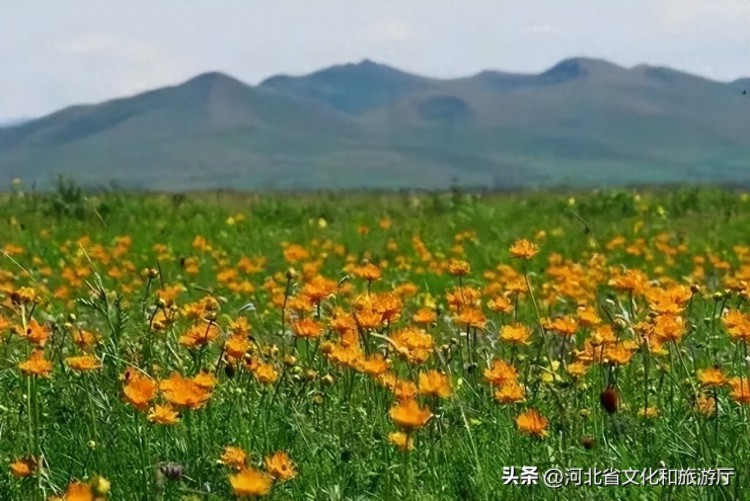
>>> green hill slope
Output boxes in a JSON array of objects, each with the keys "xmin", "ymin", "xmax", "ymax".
[{"xmin": 1, "ymin": 58, "xmax": 748, "ymax": 191}]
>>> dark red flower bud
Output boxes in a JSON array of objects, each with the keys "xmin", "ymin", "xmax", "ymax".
[{"xmin": 600, "ymin": 386, "xmax": 619, "ymax": 414}]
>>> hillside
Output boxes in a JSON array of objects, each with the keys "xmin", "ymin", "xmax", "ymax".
[{"xmin": 1, "ymin": 58, "xmax": 748, "ymax": 191}]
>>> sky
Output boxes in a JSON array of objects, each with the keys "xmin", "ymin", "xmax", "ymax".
[{"xmin": 1, "ymin": 0, "xmax": 749, "ymax": 121}]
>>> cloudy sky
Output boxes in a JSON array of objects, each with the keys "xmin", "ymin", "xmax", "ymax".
[{"xmin": 1, "ymin": 0, "xmax": 748, "ymax": 121}]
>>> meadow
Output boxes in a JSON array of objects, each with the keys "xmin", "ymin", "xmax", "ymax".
[{"xmin": 1, "ymin": 184, "xmax": 749, "ymax": 500}]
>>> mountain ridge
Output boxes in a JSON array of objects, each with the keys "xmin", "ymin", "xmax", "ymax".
[{"xmin": 1, "ymin": 57, "xmax": 748, "ymax": 191}]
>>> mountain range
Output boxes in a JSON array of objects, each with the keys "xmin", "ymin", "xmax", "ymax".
[{"xmin": 1, "ymin": 57, "xmax": 748, "ymax": 191}]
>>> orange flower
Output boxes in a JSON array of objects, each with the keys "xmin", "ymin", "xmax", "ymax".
[
  {"xmin": 392, "ymin": 379, "xmax": 418, "ymax": 400},
  {"xmin": 483, "ymin": 359, "xmax": 518, "ymax": 386},
  {"xmin": 159, "ymin": 373, "xmax": 212, "ymax": 410},
  {"xmin": 283, "ymin": 243, "xmax": 309, "ymax": 263},
  {"xmin": 329, "ymin": 308, "xmax": 357, "ymax": 334},
  {"xmin": 123, "ymin": 370, "xmax": 157, "ymax": 411},
  {"xmin": 697, "ymin": 367, "xmax": 726, "ymax": 388},
  {"xmin": 446, "ymin": 286, "xmax": 481, "ymax": 310},
  {"xmin": 18, "ymin": 350, "xmax": 52, "ymax": 378},
  {"xmin": 603, "ymin": 343, "xmax": 635, "ymax": 366},
  {"xmin": 516, "ymin": 409, "xmax": 549, "ymax": 438},
  {"xmin": 71, "ymin": 330, "xmax": 99, "ymax": 348},
  {"xmin": 454, "ymin": 308, "xmax": 487, "ymax": 330},
  {"xmin": 302, "ymin": 275, "xmax": 337, "ymax": 304},
  {"xmin": 412, "ymin": 308, "xmax": 437, "ymax": 325},
  {"xmin": 264, "ymin": 451, "xmax": 297, "ymax": 482},
  {"xmin": 9, "ymin": 458, "xmax": 35, "ymax": 477},
  {"xmin": 652, "ymin": 314, "xmax": 685, "ymax": 343},
  {"xmin": 148, "ymin": 404, "xmax": 180, "ymax": 425},
  {"xmin": 499, "ymin": 324, "xmax": 531, "ymax": 345},
  {"xmin": 19, "ymin": 318, "xmax": 49, "ymax": 347},
  {"xmin": 63, "ymin": 481, "xmax": 94, "ymax": 501},
  {"xmin": 487, "ymin": 295, "xmax": 514, "ymax": 313},
  {"xmin": 253, "ymin": 362, "xmax": 279, "ymax": 385},
  {"xmin": 577, "ymin": 306, "xmax": 602, "ymax": 327},
  {"xmin": 509, "ymin": 239, "xmax": 539, "ymax": 260},
  {"xmin": 543, "ymin": 316, "xmax": 578, "ymax": 336},
  {"xmin": 229, "ymin": 316, "xmax": 252, "ymax": 336},
  {"xmin": 388, "ymin": 398, "xmax": 433, "ymax": 430},
  {"xmin": 179, "ymin": 322, "xmax": 220, "ymax": 349},
  {"xmin": 353, "ymin": 307, "xmax": 382, "ymax": 330},
  {"xmin": 371, "ymin": 292, "xmax": 402, "ymax": 323},
  {"xmin": 448, "ymin": 259, "xmax": 471, "ymax": 277},
  {"xmin": 229, "ymin": 467, "xmax": 274, "ymax": 497},
  {"xmin": 355, "ymin": 354, "xmax": 390, "ymax": 376},
  {"xmin": 723, "ymin": 310, "xmax": 750, "ymax": 342},
  {"xmin": 695, "ymin": 393, "xmax": 717, "ymax": 417},
  {"xmin": 645, "ymin": 285, "xmax": 692, "ymax": 316},
  {"xmin": 225, "ymin": 333, "xmax": 252, "ymax": 360},
  {"xmin": 417, "ymin": 370, "xmax": 452, "ymax": 398},
  {"xmin": 729, "ymin": 377, "xmax": 750, "ymax": 404},
  {"xmin": 221, "ymin": 446, "xmax": 248, "ymax": 469},
  {"xmin": 494, "ymin": 381, "xmax": 526, "ymax": 404},
  {"xmin": 353, "ymin": 262, "xmax": 381, "ymax": 282},
  {"xmin": 193, "ymin": 371, "xmax": 217, "ymax": 390},
  {"xmin": 609, "ymin": 268, "xmax": 649, "ymax": 294},
  {"xmin": 66, "ymin": 355, "xmax": 102, "ymax": 372},
  {"xmin": 292, "ymin": 318, "xmax": 324, "ymax": 339},
  {"xmin": 378, "ymin": 373, "xmax": 418, "ymax": 400},
  {"xmin": 389, "ymin": 327, "xmax": 433, "ymax": 364}
]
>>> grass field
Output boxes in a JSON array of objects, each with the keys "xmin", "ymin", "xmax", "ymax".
[{"xmin": 1, "ymin": 185, "xmax": 750, "ymax": 500}]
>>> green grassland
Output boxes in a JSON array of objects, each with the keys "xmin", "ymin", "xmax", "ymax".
[{"xmin": 1, "ymin": 186, "xmax": 750, "ymax": 500}]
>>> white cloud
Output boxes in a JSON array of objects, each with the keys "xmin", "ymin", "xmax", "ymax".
[
  {"xmin": 0, "ymin": 0, "xmax": 748, "ymax": 120},
  {"xmin": 364, "ymin": 19, "xmax": 417, "ymax": 44},
  {"xmin": 528, "ymin": 24, "xmax": 560, "ymax": 34}
]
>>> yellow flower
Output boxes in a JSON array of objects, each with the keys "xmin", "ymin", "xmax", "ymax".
[
  {"xmin": 637, "ymin": 406, "xmax": 660, "ymax": 419},
  {"xmin": 567, "ymin": 362, "xmax": 588, "ymax": 379},
  {"xmin": 66, "ymin": 355, "xmax": 102, "ymax": 372},
  {"xmin": 253, "ymin": 362, "xmax": 279, "ymax": 385},
  {"xmin": 388, "ymin": 431, "xmax": 415, "ymax": 452},
  {"xmin": 148, "ymin": 404, "xmax": 180, "ymax": 425},
  {"xmin": 499, "ymin": 324, "xmax": 531, "ymax": 345},
  {"xmin": 90, "ymin": 475, "xmax": 111, "ymax": 496},
  {"xmin": 229, "ymin": 468, "xmax": 274, "ymax": 497}
]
